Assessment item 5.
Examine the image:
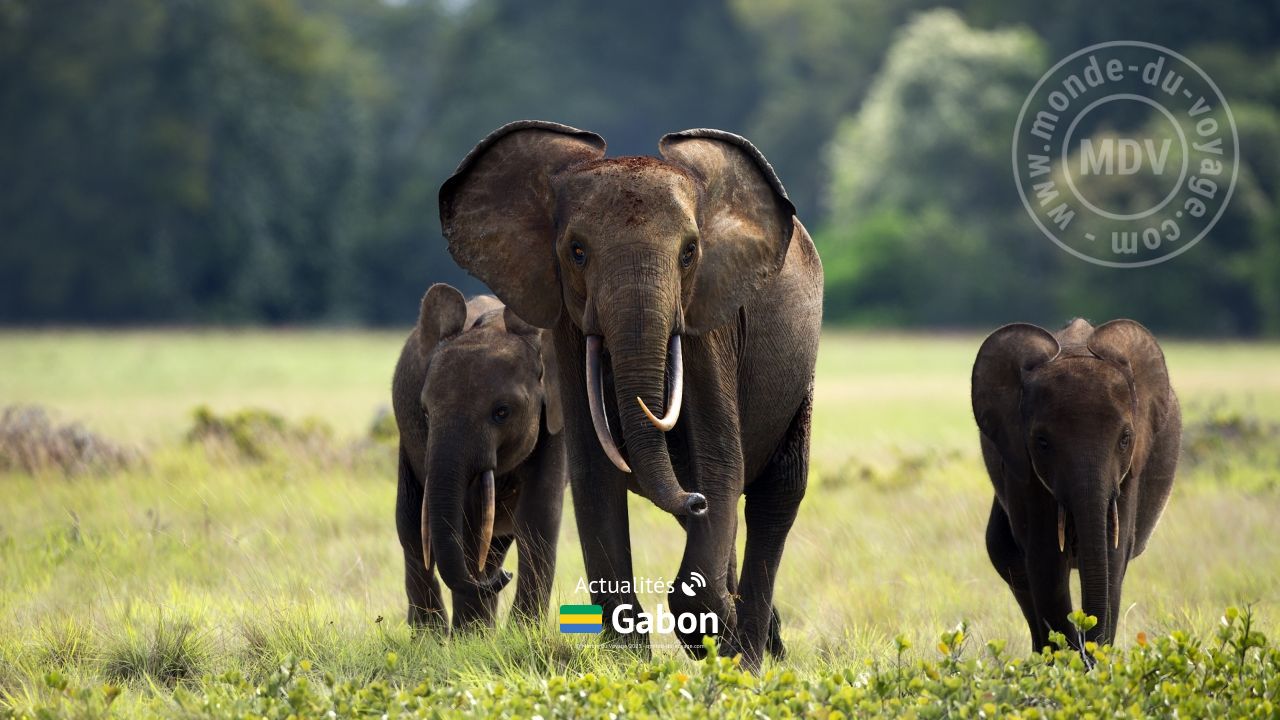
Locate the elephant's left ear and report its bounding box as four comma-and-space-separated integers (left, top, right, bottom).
659, 129, 796, 334
502, 307, 563, 435
1088, 320, 1174, 439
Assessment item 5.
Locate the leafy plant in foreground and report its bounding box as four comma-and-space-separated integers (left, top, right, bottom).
7, 607, 1276, 719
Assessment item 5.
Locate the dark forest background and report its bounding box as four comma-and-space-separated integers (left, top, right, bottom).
1, 0, 1277, 334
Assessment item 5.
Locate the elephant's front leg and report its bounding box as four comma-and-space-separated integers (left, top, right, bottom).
667, 383, 745, 659
395, 445, 447, 631
569, 457, 646, 649
670, 486, 741, 658
557, 324, 648, 652
1021, 498, 1073, 651
985, 497, 1038, 647
511, 432, 567, 623
732, 390, 811, 670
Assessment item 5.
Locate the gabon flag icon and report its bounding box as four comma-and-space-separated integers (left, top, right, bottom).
558, 604, 603, 633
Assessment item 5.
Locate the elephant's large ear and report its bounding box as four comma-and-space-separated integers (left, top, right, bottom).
501, 306, 563, 435
658, 129, 796, 333
971, 324, 1060, 479
1088, 320, 1173, 456
440, 121, 607, 329
418, 283, 468, 361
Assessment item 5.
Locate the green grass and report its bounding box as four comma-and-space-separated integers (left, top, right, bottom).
2, 329, 1279, 716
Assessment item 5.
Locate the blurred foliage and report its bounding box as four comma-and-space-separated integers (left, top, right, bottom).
0, 0, 1277, 333
0, 405, 140, 475
186, 403, 392, 468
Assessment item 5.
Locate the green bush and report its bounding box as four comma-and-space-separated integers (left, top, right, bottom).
11, 608, 1276, 719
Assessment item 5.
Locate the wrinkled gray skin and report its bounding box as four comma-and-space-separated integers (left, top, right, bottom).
438, 121, 823, 670
392, 283, 566, 631
972, 318, 1180, 652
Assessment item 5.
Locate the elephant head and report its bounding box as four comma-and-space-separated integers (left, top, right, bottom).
416, 283, 562, 596
972, 319, 1173, 642
439, 121, 795, 518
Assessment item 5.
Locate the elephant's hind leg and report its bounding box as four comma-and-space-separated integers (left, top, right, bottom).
734, 389, 812, 670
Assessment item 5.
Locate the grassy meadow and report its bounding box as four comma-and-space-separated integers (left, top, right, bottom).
2, 329, 1279, 716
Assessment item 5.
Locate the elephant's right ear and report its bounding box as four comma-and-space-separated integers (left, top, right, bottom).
440, 121, 607, 329
971, 323, 1060, 480
418, 283, 468, 362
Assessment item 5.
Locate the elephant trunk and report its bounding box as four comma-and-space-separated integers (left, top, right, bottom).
585, 264, 705, 517
1073, 486, 1113, 646
425, 442, 509, 596
610, 337, 706, 517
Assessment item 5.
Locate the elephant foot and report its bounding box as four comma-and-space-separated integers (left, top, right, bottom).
715, 604, 780, 672
717, 634, 764, 673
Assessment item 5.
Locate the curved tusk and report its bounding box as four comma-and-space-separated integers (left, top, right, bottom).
1110, 497, 1120, 550
420, 485, 431, 570
636, 335, 683, 432
586, 335, 631, 473
1057, 505, 1066, 553
476, 469, 495, 574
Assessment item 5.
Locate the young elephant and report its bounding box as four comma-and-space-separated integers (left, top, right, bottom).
392, 283, 566, 630
972, 318, 1180, 651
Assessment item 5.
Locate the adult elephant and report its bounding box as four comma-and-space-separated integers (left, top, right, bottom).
439, 121, 822, 669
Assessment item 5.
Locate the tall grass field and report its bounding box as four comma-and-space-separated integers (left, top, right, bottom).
2, 329, 1279, 717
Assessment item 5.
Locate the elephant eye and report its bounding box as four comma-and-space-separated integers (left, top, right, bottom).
1036, 435, 1050, 451
1119, 430, 1132, 451
570, 241, 587, 266
680, 240, 697, 268
491, 403, 511, 424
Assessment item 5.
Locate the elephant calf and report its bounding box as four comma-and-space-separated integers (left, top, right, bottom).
392, 283, 566, 630
971, 318, 1180, 651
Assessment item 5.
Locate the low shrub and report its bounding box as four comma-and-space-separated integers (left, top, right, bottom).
185, 406, 392, 471
1184, 408, 1280, 467
186, 405, 333, 462
0, 405, 140, 476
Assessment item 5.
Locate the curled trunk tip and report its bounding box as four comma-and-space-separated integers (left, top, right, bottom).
684, 492, 708, 517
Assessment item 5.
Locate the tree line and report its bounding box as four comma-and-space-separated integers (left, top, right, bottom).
1, 0, 1276, 334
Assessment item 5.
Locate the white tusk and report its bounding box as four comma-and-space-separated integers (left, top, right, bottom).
636, 335, 683, 432
1057, 505, 1066, 553
1110, 497, 1120, 550
420, 487, 431, 570
476, 469, 495, 574
586, 336, 631, 473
